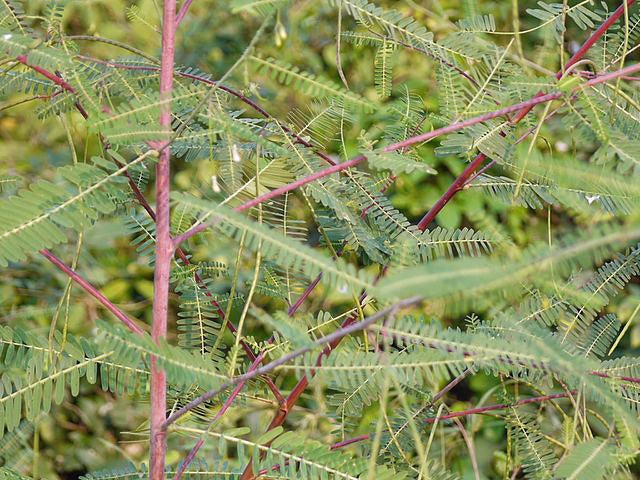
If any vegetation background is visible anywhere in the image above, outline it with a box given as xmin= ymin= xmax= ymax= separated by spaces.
xmin=1 ymin=0 xmax=639 ymax=479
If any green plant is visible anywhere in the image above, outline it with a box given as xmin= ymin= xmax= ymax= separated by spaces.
xmin=1 ymin=0 xmax=640 ymax=479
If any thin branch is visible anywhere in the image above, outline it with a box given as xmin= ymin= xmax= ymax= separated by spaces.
xmin=175 ymin=0 xmax=194 ymax=27
xmin=330 ymin=434 xmax=370 ymax=450
xmin=39 ymin=249 xmax=144 ymax=335
xmin=511 ymin=0 xmax=636 ymax=123
xmin=271 ymin=391 xmax=573 ymax=463
xmin=415 ymin=68 xmax=640 ymax=230
xmin=453 ymin=417 xmax=480 ymax=480
xmin=417 ymin=153 xmax=487 ymax=231
xmin=424 ymin=393 xmax=571 ymax=423
xmin=172 ymin=154 xmax=366 ymax=248
xmin=15 ymin=56 xmax=75 ymax=91
xmin=239 ymin=266 xmax=388 ymax=480
xmin=173 ymin=352 xmax=266 ymax=480
xmin=566 ymin=0 xmax=636 ymax=74
xmin=75 ymin=56 xmax=337 ymax=167
xmin=336 ymin=2 xmax=349 ymax=89
xmin=383 ymin=92 xmax=563 ymax=153
xmin=582 ymin=62 xmax=640 ymax=87
xmin=65 ymin=35 xmax=159 ymax=63
xmin=431 ymin=368 xmax=472 ymax=404
xmin=162 ymin=296 xmax=422 ymax=428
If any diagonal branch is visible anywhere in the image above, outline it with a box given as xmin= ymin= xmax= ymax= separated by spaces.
xmin=40 ymin=249 xmax=144 ymax=335
xmin=172 ymin=154 xmax=366 ymax=247
xmin=173 ymin=352 xmax=266 ymax=480
xmin=162 ymin=295 xmax=422 ymax=428
xmin=175 ymin=0 xmax=194 ymax=27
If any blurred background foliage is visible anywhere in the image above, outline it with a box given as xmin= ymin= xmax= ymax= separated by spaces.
xmin=1 ymin=0 xmax=639 ymax=478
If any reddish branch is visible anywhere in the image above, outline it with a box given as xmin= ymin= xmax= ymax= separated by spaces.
xmin=174 ymin=352 xmax=267 ymax=480
xmin=175 ymin=0 xmax=194 ymax=27
xmin=40 ymin=249 xmax=144 ymax=335
xmin=162 ymin=296 xmax=421 ymax=429
xmin=172 ymin=154 xmax=366 ymax=247
xmin=512 ymin=0 xmax=636 ymax=124
xmin=149 ymin=0 xmax=177 ymax=478
xmin=16 ymin=55 xmax=75 ymax=91
xmin=313 ymin=393 xmax=573 ymax=454
xmin=417 ymin=0 xmax=636 ymax=230
xmin=16 ymin=2 xmax=639 ymax=474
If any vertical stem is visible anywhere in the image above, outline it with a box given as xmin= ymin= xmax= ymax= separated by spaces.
xmin=150 ymin=1 xmax=177 ymax=478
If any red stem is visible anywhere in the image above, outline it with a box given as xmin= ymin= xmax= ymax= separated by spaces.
xmin=174 ymin=353 xmax=266 ymax=480
xmin=238 ymin=269 xmax=390 ymax=480
xmin=40 ymin=249 xmax=144 ymax=335
xmin=383 ymin=93 xmax=562 ymax=153
xmin=256 ymin=392 xmax=572 ymax=475
xmin=424 ymin=392 xmax=571 ymax=423
xmin=565 ymin=0 xmax=636 ymax=74
xmin=175 ymin=0 xmax=194 ymax=27
xmin=416 ymin=0 xmax=637 ymax=229
xmin=173 ymin=155 xmax=366 ymax=247
xmin=16 ymin=56 xmax=75 ymax=92
xmin=330 ymin=434 xmax=370 ymax=450
xmin=512 ymin=0 xmax=635 ymax=123
xmin=417 ymin=153 xmax=487 ymax=231
xmin=150 ymin=1 xmax=177 ymax=478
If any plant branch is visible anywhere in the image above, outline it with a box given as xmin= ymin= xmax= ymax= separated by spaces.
xmin=162 ymin=295 xmax=422 ymax=429
xmin=150 ymin=0 xmax=177 ymax=477
xmin=172 ymin=154 xmax=366 ymax=248
xmin=15 ymin=56 xmax=75 ymax=91
xmin=175 ymin=0 xmax=194 ymax=27
xmin=239 ymin=266 xmax=388 ymax=480
xmin=39 ymin=249 xmax=144 ymax=335
xmin=173 ymin=352 xmax=266 ymax=480
xmin=417 ymin=153 xmax=487 ymax=231
xmin=424 ymin=392 xmax=571 ymax=423
xmin=383 ymin=92 xmax=563 ymax=153
xmin=511 ymin=0 xmax=635 ymax=123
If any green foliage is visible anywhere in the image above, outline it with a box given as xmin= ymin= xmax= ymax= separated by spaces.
xmin=171 ymin=194 xmax=375 ymax=292
xmin=0 ymin=153 xmax=153 ymax=266
xmin=554 ymin=439 xmax=616 ymax=480
xmin=2 ymin=0 xmax=640 ymax=478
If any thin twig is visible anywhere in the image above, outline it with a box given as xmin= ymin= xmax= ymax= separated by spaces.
xmin=173 ymin=353 xmax=266 ymax=480
xmin=173 ymin=154 xmax=366 ymax=247
xmin=175 ymin=0 xmax=194 ymax=27
xmin=39 ymin=249 xmax=144 ymax=335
